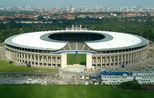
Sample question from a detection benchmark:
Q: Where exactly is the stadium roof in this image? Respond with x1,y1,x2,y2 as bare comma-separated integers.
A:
5,30,148,51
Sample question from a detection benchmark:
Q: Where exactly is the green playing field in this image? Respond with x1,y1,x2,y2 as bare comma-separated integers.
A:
67,54,86,65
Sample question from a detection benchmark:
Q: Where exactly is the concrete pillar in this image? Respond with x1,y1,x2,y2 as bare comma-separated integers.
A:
109,56,112,66
124,54,126,64
61,54,67,68
113,56,115,66
24,53,25,63
131,53,133,63
46,56,48,66
38,55,40,66
117,55,119,65
86,53,92,69
133,53,135,63
101,56,102,67
96,56,98,66
55,56,57,67
134,52,136,61
30,54,32,65
105,56,107,66
42,55,44,66
122,55,124,64
34,55,36,66
50,56,52,65
19,53,21,62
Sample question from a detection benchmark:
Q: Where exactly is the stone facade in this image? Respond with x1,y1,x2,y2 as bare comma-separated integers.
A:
5,44,148,69
6,47,61,67
90,47,148,68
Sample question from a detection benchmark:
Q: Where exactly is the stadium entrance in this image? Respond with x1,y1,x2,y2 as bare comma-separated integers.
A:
67,54,86,65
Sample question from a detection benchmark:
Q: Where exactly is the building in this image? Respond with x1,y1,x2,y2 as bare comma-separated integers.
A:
101,71,133,85
5,28,149,70
101,71,154,85
133,72,154,84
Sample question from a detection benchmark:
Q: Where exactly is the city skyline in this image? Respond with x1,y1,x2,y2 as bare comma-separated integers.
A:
0,0,154,8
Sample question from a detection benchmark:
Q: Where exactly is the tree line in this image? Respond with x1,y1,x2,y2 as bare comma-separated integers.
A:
0,16,154,43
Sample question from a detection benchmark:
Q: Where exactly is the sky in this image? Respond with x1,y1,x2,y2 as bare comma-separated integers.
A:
0,0,154,8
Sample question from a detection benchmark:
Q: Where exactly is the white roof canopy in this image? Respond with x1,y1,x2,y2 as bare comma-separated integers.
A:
5,30,148,51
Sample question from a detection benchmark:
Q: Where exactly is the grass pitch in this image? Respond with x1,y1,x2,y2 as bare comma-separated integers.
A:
0,85,154,98
0,60,57,74
67,54,86,65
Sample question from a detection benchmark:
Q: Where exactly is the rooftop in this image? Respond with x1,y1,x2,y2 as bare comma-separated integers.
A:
5,30,148,51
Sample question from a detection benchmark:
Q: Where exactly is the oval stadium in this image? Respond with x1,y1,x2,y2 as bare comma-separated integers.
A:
5,29,149,70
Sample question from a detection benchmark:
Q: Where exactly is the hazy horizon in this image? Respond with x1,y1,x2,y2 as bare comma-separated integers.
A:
0,0,154,8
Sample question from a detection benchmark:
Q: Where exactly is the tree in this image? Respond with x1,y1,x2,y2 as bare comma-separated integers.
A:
119,80,144,90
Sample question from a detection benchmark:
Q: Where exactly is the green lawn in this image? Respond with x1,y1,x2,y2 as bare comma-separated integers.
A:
67,54,86,65
0,85,154,98
0,60,57,74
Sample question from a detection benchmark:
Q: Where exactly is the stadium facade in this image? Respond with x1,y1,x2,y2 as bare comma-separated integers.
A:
5,28,149,69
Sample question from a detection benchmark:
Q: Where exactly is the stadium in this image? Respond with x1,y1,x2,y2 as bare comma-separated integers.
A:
5,28,149,70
